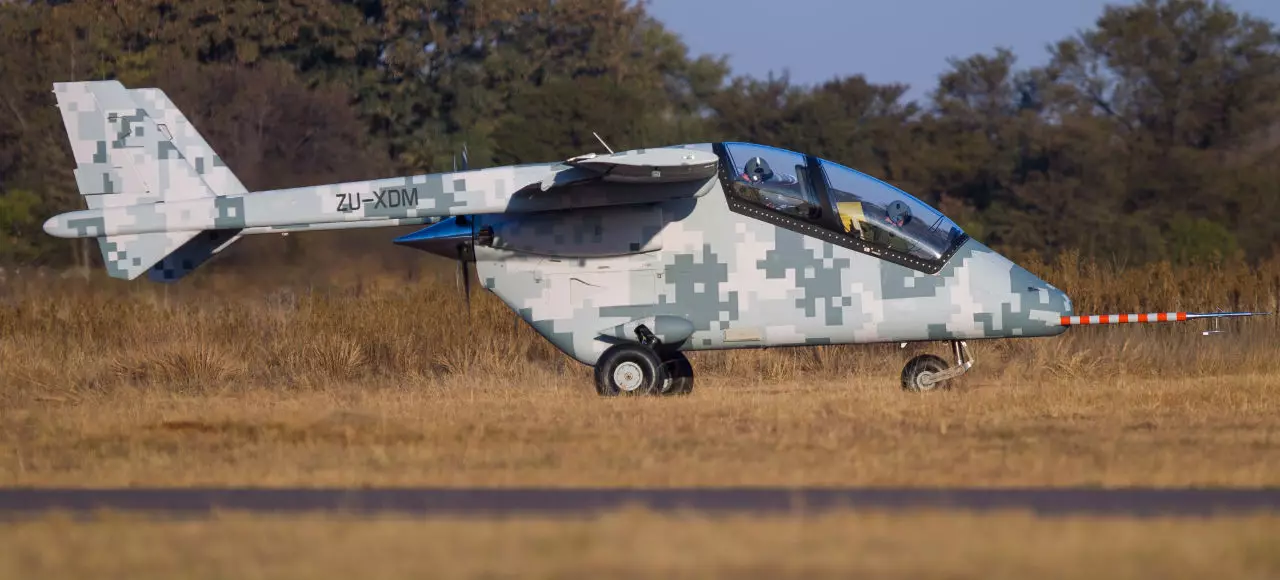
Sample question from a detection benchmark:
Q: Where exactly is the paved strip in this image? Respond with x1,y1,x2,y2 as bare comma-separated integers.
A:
1,488,1279,518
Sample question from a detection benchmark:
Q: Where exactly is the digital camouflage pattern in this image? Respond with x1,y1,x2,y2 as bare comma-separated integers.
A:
50,81,241,279
472,145,1073,366
44,80,1076,367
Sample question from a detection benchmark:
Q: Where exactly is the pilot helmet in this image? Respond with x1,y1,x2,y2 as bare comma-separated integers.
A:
743,156,773,182
885,200,912,227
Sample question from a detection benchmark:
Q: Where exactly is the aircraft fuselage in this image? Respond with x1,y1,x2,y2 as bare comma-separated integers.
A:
422,143,1073,367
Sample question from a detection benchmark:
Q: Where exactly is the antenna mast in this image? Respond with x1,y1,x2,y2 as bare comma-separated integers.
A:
593,132,615,154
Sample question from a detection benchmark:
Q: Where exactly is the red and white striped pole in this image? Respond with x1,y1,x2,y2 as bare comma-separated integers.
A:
1059,311,1268,327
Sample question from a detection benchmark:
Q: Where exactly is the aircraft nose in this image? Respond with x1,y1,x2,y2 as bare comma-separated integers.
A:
952,239,1073,337
1048,285,1073,319
1009,265,1074,335
1031,278,1074,332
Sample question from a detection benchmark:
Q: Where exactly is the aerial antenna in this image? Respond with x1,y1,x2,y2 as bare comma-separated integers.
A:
453,143,471,172
450,142,471,171
593,132,615,154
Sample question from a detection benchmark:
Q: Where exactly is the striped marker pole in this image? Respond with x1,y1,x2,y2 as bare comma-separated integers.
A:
1059,311,1269,327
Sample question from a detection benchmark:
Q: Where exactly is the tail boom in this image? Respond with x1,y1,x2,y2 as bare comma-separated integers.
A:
42,163,710,240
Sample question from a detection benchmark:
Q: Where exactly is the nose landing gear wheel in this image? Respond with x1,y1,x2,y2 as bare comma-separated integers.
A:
594,343,666,397
901,341,974,392
901,354,949,392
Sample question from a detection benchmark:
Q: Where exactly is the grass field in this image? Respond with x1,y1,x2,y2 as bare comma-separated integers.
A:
4,373,1278,487
3,249,1279,577
2,251,1279,487
3,510,1278,579
2,250,1280,486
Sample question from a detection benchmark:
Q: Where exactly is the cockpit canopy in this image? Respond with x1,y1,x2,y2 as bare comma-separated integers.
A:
717,142,966,269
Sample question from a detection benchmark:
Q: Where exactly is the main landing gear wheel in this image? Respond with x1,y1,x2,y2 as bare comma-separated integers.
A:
900,340,974,393
594,343,666,397
660,351,695,396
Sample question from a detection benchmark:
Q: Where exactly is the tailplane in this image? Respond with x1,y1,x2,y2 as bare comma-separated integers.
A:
52,80,245,281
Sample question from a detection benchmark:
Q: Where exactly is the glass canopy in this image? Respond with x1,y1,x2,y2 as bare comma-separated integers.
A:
720,142,966,263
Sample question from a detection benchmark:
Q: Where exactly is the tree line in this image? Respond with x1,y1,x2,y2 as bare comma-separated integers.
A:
1,0,1277,268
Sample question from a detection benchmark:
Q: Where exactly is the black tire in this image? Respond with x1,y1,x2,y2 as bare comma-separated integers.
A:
659,352,695,396
594,343,666,397
901,354,950,392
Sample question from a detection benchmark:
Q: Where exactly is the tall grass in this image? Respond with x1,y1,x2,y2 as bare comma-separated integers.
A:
2,249,1277,401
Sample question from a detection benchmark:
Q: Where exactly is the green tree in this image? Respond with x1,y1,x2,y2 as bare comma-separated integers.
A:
1043,0,1280,260
1,0,1278,271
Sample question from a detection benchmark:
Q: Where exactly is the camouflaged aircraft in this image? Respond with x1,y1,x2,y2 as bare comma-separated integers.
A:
43,80,1267,396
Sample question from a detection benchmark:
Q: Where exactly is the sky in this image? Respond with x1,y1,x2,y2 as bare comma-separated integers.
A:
645,0,1280,103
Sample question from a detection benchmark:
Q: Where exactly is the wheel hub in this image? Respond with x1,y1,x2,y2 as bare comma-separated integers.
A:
613,361,644,391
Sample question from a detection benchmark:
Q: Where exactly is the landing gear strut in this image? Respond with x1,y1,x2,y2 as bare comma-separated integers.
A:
901,340,973,392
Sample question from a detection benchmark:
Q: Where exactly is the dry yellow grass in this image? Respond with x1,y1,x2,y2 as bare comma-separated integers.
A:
4,372,1278,487
2,510,1278,579
2,251,1279,486
3,248,1280,397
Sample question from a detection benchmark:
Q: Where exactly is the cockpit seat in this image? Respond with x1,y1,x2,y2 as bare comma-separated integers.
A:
837,201,867,236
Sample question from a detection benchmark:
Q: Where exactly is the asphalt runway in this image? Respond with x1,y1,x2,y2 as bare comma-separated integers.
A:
2,488,1279,518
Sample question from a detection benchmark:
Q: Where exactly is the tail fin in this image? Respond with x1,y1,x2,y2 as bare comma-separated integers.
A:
52,80,245,281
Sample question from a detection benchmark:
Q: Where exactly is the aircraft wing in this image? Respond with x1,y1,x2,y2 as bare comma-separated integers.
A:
44,147,720,239
562,148,720,184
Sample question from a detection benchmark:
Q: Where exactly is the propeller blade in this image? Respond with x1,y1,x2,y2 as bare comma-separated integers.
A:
457,244,472,318
465,264,473,314
454,254,462,293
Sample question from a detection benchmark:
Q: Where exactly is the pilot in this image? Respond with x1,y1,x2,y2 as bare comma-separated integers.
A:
739,156,804,201
742,156,774,183
740,156,801,188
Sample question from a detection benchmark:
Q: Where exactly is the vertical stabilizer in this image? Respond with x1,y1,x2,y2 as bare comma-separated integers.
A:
52,81,245,281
